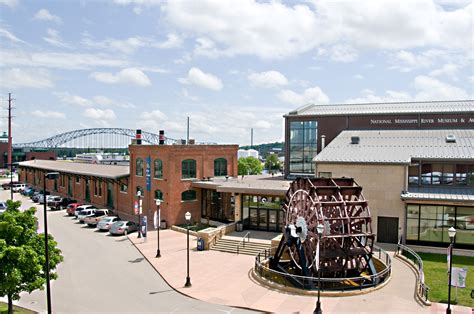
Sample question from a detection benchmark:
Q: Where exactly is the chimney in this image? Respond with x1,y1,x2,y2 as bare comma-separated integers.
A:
351,136,360,144
135,129,142,145
321,135,326,150
188,139,195,145
159,130,165,145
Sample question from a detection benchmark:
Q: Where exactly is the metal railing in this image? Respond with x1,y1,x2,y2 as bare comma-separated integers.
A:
254,246,391,291
395,239,430,303
237,231,251,255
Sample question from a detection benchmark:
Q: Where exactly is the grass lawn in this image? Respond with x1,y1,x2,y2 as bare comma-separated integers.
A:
418,252,474,308
0,301,36,314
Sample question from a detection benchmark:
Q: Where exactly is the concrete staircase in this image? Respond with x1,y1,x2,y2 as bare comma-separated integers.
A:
210,237,270,256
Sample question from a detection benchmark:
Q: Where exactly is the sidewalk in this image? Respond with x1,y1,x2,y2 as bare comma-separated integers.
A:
129,229,472,313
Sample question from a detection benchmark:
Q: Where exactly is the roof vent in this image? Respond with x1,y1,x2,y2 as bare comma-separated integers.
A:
351,136,360,144
446,135,456,143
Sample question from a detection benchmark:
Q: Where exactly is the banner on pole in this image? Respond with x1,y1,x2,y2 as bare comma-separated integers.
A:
153,210,158,229
450,267,467,288
142,216,147,238
134,201,138,215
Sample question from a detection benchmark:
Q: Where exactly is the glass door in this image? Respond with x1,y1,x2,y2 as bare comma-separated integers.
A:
269,210,278,231
258,209,268,231
250,208,258,229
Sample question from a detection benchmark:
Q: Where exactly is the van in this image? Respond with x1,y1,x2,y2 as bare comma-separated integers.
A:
12,184,26,193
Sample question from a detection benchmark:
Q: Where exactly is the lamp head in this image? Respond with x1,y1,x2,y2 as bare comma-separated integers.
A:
155,198,162,206
448,226,456,240
45,172,60,180
185,211,191,222
136,190,142,197
317,223,324,236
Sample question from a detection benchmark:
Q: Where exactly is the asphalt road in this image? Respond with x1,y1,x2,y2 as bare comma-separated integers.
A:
3,187,255,313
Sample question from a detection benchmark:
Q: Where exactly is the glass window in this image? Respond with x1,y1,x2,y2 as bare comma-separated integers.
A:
468,165,474,186
154,189,164,201
120,183,128,192
136,158,144,176
289,120,317,175
182,159,196,179
406,218,419,240
154,159,163,179
408,165,419,185
214,158,227,176
455,164,467,185
182,190,196,201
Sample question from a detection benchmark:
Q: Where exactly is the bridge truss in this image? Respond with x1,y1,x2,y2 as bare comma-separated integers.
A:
13,128,178,149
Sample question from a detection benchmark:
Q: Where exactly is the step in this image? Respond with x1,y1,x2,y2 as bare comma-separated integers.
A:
210,238,271,256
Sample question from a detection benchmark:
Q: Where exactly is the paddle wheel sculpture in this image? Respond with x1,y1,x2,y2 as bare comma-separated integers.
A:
270,177,376,287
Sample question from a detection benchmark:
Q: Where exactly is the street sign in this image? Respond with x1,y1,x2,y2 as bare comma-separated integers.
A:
134,201,138,215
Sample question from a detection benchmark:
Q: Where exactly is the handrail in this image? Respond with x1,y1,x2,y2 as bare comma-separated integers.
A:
395,238,430,303
237,231,251,255
254,245,392,291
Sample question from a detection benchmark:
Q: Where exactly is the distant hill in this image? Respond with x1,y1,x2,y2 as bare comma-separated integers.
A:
239,142,284,158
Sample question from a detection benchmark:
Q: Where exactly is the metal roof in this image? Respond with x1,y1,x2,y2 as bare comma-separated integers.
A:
286,100,474,117
19,160,130,179
401,186,474,203
314,129,474,164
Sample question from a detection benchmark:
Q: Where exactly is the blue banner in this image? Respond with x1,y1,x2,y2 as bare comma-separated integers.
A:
146,156,151,192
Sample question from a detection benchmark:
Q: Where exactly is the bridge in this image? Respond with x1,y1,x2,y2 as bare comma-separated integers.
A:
13,128,178,149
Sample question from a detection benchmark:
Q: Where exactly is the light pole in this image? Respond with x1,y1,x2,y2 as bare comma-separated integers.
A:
446,226,457,314
44,172,59,314
155,199,162,258
137,190,142,238
184,211,192,287
9,162,13,200
314,223,324,314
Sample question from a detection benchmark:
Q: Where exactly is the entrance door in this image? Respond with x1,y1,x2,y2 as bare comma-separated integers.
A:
377,216,399,243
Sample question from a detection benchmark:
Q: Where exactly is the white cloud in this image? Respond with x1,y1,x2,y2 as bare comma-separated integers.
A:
43,28,70,48
320,44,358,63
278,86,330,105
0,28,25,44
92,95,114,106
413,75,468,100
90,68,151,87
0,50,129,70
83,108,117,120
255,120,271,129
1,68,53,89
31,110,66,119
181,89,199,101
0,0,18,8
179,67,223,91
82,35,150,54
56,92,92,106
389,49,446,72
346,89,412,104
248,71,288,88
429,63,460,78
158,33,182,49
354,74,364,79
34,9,62,24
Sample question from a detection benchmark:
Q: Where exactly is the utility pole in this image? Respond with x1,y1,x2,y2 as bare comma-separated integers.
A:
251,128,253,149
8,93,13,200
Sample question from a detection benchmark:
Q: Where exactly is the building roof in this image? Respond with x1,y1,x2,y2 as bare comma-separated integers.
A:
192,174,291,196
401,186,474,203
286,100,474,117
19,160,130,179
314,129,474,164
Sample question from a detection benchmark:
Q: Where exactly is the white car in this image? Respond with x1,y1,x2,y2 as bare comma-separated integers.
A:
74,204,96,218
97,216,121,231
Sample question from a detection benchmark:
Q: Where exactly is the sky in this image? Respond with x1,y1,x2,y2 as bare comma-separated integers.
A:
0,0,472,146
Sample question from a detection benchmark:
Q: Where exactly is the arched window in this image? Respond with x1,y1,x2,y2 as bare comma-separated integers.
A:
136,158,144,176
154,159,163,179
136,186,144,195
182,159,196,179
181,190,197,201
154,189,164,201
214,158,227,176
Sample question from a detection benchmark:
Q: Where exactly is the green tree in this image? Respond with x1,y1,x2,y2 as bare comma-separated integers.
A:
238,157,263,175
264,153,281,174
0,200,63,314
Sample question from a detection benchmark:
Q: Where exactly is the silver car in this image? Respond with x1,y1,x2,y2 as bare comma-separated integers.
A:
77,208,96,223
74,205,96,218
97,216,121,231
109,221,138,235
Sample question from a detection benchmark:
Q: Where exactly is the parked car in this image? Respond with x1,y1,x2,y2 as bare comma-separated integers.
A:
97,216,121,231
12,183,26,193
32,191,50,203
2,181,19,190
39,194,55,205
66,203,84,216
0,202,7,215
47,196,62,209
48,197,77,211
109,221,138,235
75,204,97,219
78,208,96,223
84,209,111,226
21,186,34,196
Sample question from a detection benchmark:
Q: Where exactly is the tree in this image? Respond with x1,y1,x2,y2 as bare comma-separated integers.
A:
238,156,263,175
0,200,63,314
264,153,281,174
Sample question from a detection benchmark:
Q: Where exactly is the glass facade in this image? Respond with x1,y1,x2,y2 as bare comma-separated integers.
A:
241,195,284,232
409,162,474,186
406,204,474,249
289,120,318,175
201,190,234,222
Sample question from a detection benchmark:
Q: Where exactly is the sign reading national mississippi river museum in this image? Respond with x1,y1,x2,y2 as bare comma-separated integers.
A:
348,114,474,129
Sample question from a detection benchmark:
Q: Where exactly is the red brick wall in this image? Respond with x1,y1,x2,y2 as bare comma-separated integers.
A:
128,144,238,228
25,151,56,161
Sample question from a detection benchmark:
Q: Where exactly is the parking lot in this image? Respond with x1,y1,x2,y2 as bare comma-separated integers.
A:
1,183,254,313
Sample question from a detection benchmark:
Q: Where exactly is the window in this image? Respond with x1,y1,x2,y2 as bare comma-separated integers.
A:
136,186,144,195
120,183,128,193
408,165,419,185
318,172,332,178
214,158,227,176
75,176,80,184
136,158,144,176
289,120,318,175
154,159,163,179
181,190,197,201
182,159,196,179
154,189,164,201
94,180,102,197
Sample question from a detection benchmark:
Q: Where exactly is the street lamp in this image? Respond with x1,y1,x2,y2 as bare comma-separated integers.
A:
446,226,457,314
137,190,142,238
43,171,59,314
184,211,192,287
314,223,325,314
155,199,162,258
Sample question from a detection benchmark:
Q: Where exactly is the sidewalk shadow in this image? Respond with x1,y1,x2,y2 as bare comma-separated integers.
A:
128,257,144,263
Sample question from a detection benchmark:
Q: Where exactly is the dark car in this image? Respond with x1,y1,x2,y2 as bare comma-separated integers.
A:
2,181,19,190
48,197,77,211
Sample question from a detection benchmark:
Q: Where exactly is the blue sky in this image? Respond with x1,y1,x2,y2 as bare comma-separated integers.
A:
0,0,472,145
